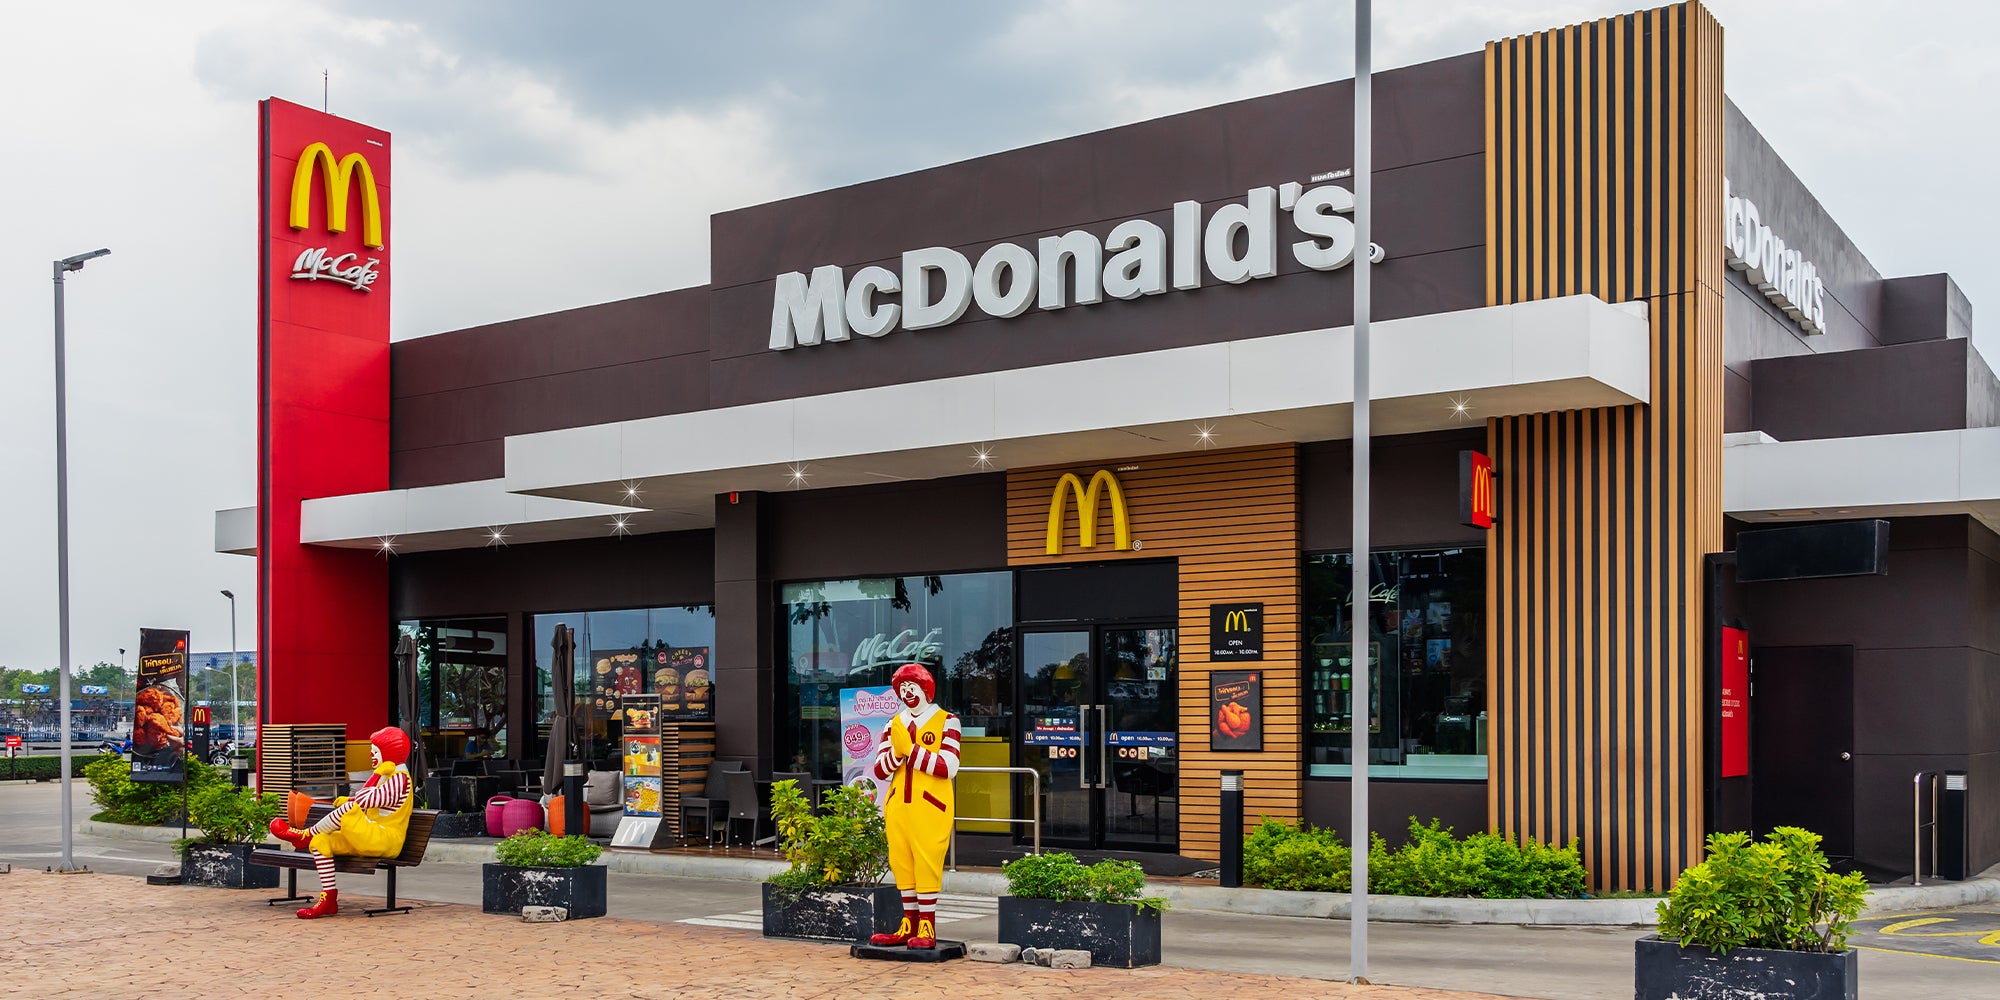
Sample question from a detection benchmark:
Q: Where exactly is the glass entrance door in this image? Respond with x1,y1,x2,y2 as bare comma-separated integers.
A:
1017,626,1178,850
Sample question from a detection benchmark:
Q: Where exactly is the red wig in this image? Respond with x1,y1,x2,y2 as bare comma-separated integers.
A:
890,663,935,702
369,726,412,765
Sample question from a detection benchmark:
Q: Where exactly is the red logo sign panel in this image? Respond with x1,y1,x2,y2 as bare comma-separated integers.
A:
1459,450,1495,529
1720,625,1750,778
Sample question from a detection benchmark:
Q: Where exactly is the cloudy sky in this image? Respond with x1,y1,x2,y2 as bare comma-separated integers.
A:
2,1,1994,672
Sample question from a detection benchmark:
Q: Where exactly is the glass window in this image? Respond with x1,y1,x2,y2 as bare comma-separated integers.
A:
1304,547,1486,779
778,573,1013,782
528,605,717,763
395,616,509,760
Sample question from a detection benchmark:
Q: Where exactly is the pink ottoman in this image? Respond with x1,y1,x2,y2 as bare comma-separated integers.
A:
499,797,545,837
484,795,515,837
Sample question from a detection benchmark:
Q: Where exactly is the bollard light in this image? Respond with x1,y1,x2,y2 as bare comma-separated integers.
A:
1220,769,1245,888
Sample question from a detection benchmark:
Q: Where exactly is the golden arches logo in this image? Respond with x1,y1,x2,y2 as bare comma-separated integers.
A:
1045,469,1131,556
1222,609,1252,633
290,142,383,249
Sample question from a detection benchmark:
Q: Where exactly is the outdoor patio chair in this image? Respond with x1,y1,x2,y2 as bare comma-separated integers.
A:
680,761,743,846
721,768,770,848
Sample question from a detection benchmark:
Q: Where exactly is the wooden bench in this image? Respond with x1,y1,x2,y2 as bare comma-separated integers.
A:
251,804,438,917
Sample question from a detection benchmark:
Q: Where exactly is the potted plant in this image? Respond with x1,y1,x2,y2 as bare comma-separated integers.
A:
1638,827,1867,1000
761,779,900,942
177,785,283,889
997,852,1166,968
481,829,607,918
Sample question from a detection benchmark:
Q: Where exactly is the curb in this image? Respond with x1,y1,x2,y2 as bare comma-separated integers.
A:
75,820,1999,925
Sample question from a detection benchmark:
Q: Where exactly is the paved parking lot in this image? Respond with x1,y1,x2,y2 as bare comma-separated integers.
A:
1851,908,2000,965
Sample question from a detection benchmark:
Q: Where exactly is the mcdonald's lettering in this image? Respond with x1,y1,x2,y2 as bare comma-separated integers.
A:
290,142,384,249
1459,449,1495,529
1045,469,1131,556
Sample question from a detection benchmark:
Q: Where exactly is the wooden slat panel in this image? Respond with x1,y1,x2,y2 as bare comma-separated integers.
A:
1010,444,1300,861
1484,2,1721,892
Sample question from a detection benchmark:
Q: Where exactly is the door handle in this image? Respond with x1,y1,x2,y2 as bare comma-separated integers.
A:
1076,708,1090,790
1840,751,1852,761
1098,704,1111,790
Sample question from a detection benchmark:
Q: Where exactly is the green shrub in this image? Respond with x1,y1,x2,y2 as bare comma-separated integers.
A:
1369,818,1587,899
493,829,602,868
1657,827,1867,953
83,753,222,824
766,780,888,889
2,753,119,783
185,785,283,845
1242,818,1352,892
1242,816,1586,898
1002,852,1166,912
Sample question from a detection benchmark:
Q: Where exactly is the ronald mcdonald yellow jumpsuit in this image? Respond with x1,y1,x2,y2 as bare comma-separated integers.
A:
868,663,960,948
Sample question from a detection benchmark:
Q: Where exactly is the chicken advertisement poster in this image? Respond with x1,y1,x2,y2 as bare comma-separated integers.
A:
1210,669,1263,752
132,628,191,783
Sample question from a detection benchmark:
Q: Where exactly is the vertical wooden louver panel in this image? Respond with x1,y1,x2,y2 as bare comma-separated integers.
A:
1482,2,1723,891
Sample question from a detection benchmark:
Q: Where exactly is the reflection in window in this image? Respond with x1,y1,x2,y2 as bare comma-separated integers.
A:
528,606,716,763
395,616,508,761
779,574,1013,782
1305,547,1486,779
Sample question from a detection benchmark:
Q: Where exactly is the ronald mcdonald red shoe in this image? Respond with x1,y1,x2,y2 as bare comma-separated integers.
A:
295,890,337,919
268,818,311,851
907,918,937,949
869,916,913,947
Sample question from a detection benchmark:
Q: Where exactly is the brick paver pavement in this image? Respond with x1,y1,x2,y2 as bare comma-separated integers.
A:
4,872,1535,999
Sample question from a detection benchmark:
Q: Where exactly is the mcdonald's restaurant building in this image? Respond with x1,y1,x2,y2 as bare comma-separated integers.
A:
227,2,2000,891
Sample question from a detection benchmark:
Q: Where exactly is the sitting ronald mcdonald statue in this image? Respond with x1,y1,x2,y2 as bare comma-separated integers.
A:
268,726,414,919
868,663,961,949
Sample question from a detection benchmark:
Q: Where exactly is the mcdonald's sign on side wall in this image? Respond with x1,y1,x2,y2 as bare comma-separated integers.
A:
1459,450,1496,529
1045,469,1132,556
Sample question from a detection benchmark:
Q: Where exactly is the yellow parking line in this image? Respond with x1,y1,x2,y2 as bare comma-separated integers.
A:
1856,944,2000,966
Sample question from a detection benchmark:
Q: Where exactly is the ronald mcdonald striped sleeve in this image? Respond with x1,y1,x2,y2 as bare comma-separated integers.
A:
909,715,961,779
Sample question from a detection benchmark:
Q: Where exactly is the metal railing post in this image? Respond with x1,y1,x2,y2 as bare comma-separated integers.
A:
947,765,1047,871
1913,770,1940,885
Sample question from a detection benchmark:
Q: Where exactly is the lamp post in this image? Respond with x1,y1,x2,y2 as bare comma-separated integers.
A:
54,246,110,873
220,590,239,744
1349,1,1374,983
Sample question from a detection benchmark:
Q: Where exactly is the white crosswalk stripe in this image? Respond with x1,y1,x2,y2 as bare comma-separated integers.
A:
677,894,999,932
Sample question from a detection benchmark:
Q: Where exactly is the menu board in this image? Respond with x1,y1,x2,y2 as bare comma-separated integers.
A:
589,650,645,718
132,628,190,783
654,646,713,722
1210,669,1263,752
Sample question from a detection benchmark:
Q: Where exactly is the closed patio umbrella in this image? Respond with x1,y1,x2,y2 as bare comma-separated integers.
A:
541,624,578,819
395,633,428,796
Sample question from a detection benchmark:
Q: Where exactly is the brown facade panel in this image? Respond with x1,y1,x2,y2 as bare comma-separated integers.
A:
1008,445,1300,862
1485,2,1722,891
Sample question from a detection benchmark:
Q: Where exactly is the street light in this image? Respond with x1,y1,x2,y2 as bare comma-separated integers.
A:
54,246,110,873
220,590,239,745
1350,3,1374,983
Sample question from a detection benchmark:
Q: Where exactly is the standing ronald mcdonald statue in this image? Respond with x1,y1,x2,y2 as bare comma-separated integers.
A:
268,726,414,919
868,663,960,949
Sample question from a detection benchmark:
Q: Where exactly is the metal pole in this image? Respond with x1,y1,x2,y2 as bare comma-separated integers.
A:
53,261,75,873
226,593,240,748
1349,0,1373,983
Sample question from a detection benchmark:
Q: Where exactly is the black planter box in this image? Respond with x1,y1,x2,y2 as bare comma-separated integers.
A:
997,896,1163,968
480,863,607,919
429,812,487,839
761,883,902,942
181,843,280,889
1635,935,1857,1000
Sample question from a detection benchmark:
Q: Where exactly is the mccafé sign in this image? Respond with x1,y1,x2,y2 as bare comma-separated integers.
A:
770,180,1368,351
288,141,384,292
1046,469,1132,556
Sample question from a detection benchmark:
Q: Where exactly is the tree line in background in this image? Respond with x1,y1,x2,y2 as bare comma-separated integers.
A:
0,660,253,731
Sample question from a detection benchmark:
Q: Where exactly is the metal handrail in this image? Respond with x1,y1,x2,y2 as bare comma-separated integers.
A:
948,765,1041,871
1913,770,1941,886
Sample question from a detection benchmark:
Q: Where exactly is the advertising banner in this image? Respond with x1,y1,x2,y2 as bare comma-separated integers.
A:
1210,669,1263,752
1720,626,1750,779
133,628,191,783
838,685,901,806
654,646,713,722
588,650,644,719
